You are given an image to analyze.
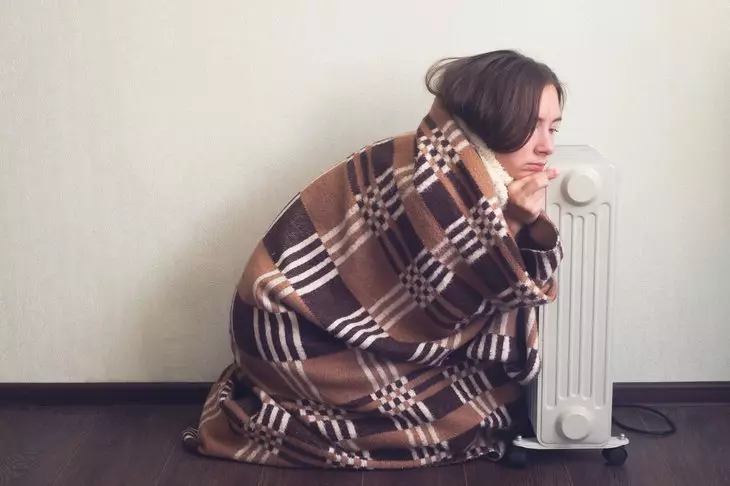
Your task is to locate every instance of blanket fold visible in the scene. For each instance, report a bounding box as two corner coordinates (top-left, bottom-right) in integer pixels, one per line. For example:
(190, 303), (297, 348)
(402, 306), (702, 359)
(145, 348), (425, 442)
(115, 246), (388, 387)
(183, 100), (563, 469)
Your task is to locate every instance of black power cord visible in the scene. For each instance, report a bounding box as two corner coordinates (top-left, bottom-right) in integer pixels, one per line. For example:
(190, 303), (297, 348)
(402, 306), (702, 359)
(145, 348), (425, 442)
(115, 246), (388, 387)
(612, 404), (677, 436)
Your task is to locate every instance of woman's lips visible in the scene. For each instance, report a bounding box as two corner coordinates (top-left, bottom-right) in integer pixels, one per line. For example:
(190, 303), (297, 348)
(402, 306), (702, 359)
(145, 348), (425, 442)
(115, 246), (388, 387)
(525, 163), (546, 172)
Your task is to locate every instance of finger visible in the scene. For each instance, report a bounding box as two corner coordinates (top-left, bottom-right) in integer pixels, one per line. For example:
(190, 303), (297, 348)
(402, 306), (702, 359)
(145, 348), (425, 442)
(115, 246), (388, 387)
(519, 173), (550, 196)
(510, 171), (548, 192)
(530, 197), (546, 213)
(528, 200), (545, 220)
(530, 186), (547, 203)
(509, 173), (536, 194)
(522, 167), (560, 195)
(511, 167), (559, 190)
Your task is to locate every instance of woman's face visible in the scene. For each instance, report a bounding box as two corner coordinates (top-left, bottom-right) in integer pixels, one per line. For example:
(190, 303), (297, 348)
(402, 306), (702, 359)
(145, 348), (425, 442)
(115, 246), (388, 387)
(495, 84), (562, 180)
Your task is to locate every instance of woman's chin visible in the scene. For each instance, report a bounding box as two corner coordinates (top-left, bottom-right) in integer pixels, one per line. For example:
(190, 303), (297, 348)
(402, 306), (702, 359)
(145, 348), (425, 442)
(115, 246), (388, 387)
(512, 171), (533, 180)
(515, 167), (545, 179)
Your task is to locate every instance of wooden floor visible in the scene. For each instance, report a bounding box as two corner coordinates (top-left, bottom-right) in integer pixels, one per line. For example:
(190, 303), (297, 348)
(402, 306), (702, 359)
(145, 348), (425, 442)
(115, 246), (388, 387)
(0, 404), (728, 486)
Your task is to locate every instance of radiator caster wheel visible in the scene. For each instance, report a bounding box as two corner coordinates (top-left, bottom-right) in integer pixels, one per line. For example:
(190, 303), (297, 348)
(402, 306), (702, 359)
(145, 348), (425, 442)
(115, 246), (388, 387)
(506, 446), (528, 469)
(602, 446), (628, 466)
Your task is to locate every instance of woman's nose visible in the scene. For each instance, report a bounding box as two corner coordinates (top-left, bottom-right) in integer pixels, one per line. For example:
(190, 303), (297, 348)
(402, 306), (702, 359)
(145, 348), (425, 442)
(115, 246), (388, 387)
(536, 130), (554, 156)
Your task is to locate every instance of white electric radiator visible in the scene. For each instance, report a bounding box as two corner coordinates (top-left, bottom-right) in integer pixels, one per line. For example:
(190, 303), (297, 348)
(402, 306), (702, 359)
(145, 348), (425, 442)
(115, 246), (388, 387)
(510, 145), (628, 467)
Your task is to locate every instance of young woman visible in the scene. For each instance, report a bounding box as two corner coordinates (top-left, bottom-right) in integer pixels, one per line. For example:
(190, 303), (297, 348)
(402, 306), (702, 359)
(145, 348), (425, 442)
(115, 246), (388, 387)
(184, 49), (565, 469)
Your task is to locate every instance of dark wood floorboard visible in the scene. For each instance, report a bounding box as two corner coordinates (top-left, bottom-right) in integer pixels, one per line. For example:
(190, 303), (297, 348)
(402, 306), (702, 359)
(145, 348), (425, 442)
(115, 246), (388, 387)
(259, 467), (363, 486)
(552, 407), (674, 486)
(156, 450), (263, 486)
(464, 448), (573, 486)
(363, 463), (466, 486)
(2, 404), (728, 486)
(641, 405), (730, 486)
(0, 406), (99, 486)
(50, 404), (199, 486)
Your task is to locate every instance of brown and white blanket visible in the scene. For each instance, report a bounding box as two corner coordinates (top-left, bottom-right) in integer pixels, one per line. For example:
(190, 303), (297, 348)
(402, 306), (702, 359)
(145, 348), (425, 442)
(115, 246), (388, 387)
(182, 99), (563, 469)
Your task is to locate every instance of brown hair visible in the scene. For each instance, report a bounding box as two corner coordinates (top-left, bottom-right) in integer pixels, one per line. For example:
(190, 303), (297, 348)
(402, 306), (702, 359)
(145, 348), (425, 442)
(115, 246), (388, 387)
(426, 50), (564, 153)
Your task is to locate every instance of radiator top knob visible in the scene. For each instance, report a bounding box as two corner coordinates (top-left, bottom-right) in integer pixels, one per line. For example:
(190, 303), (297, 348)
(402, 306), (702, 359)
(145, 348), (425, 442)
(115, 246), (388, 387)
(562, 169), (601, 205)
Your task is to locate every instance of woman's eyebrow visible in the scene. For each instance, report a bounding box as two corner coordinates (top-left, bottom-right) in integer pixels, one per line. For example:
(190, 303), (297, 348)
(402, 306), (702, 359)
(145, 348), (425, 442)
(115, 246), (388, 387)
(539, 116), (563, 123)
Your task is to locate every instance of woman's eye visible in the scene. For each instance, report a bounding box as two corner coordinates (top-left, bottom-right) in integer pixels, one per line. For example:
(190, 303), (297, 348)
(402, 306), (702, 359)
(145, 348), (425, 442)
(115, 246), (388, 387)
(549, 128), (560, 134)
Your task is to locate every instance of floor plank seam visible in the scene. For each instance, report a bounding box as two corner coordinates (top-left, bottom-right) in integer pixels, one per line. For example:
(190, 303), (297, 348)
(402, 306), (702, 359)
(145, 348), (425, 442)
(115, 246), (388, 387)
(637, 409), (681, 486)
(152, 429), (185, 486)
(48, 409), (102, 486)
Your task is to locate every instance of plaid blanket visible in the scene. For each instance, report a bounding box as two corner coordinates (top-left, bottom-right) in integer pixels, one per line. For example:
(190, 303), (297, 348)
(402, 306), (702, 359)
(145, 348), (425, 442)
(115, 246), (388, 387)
(182, 99), (563, 469)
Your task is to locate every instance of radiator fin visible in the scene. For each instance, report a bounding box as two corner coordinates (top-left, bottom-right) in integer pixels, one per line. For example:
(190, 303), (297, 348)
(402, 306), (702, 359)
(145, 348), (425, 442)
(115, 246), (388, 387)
(532, 148), (616, 447)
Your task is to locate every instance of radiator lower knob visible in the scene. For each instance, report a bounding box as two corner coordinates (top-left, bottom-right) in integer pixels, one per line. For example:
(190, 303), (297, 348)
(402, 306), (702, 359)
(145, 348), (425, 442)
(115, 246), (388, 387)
(558, 407), (593, 441)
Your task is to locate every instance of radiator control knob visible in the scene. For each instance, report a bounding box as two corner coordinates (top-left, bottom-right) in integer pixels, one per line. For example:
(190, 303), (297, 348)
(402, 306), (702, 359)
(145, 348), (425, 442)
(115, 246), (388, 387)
(558, 406), (593, 441)
(562, 169), (600, 205)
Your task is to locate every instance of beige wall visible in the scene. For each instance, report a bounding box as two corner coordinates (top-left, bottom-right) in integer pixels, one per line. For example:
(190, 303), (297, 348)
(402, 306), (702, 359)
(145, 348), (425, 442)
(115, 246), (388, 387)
(1, 0), (728, 382)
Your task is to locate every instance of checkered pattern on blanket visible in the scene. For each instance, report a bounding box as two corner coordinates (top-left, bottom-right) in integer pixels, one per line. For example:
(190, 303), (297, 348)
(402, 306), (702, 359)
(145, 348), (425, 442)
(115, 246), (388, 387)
(183, 99), (563, 469)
